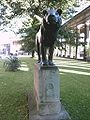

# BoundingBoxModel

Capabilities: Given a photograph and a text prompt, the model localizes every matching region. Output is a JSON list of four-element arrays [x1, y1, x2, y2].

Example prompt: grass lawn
[[54, 57, 90, 120], [0, 57, 35, 120], [0, 57, 90, 120]]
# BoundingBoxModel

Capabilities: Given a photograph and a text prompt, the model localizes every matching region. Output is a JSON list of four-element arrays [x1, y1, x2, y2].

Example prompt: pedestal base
[[34, 64, 61, 115], [28, 64, 71, 120], [38, 101, 61, 115], [28, 92, 71, 120]]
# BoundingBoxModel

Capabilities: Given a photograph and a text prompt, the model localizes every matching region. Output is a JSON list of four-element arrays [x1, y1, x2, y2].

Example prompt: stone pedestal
[[28, 63, 70, 120], [34, 64, 61, 115]]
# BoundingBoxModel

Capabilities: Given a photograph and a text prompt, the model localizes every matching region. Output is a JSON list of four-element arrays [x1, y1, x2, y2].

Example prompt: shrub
[[3, 55, 21, 71]]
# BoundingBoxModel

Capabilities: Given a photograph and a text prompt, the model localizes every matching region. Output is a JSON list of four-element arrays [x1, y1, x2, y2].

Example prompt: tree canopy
[[0, 0, 77, 28], [0, 0, 80, 54]]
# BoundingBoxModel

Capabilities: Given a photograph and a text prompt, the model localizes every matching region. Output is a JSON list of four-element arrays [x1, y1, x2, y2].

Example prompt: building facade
[[62, 2, 90, 59]]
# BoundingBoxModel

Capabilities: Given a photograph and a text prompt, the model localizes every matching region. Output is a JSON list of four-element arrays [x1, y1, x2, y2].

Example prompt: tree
[[18, 17, 40, 57], [0, 0, 79, 57], [0, 0, 82, 29], [16, 0, 78, 56], [0, 1, 12, 30], [55, 26, 78, 57]]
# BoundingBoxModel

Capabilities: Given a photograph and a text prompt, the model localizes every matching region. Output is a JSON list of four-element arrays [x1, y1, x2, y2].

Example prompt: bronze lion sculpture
[[36, 8, 62, 65]]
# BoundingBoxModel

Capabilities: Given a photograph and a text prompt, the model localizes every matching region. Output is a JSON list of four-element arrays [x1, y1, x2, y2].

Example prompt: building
[[62, 1, 90, 59], [0, 31, 21, 56]]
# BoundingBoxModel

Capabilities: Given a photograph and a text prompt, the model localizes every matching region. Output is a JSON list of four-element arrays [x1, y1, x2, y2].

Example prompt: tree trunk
[[31, 50, 35, 58]]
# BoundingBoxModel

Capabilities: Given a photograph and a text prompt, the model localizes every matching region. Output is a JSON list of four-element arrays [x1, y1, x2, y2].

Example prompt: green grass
[[60, 73, 90, 120], [57, 58, 90, 120], [0, 57, 35, 120], [0, 57, 90, 120]]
